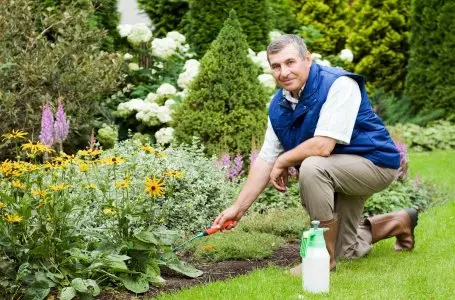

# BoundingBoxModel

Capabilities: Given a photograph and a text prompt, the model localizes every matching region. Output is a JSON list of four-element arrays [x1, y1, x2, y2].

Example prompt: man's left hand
[[270, 163, 288, 192]]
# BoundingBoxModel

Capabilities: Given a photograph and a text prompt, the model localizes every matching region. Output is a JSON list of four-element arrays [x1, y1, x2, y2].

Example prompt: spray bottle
[[300, 220, 330, 293]]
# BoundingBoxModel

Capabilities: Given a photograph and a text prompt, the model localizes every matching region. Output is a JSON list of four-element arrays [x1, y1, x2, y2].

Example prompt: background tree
[[173, 11, 268, 157], [0, 0, 123, 157], [404, 0, 455, 122], [183, 0, 271, 55], [292, 0, 350, 55], [347, 0, 411, 94], [137, 0, 189, 37], [268, 0, 301, 34]]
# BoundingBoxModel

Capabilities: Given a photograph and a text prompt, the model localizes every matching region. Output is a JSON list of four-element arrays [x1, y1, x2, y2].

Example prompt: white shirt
[[259, 76, 361, 163]]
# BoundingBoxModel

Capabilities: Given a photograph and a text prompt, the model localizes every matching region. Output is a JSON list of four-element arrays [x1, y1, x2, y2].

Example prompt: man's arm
[[213, 157, 273, 228]]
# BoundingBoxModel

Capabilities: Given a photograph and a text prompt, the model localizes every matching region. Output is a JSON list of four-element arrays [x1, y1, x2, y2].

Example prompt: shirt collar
[[282, 85, 305, 104]]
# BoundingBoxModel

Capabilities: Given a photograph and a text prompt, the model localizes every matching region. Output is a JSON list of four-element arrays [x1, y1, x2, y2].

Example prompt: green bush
[[183, 1, 270, 55], [252, 178, 300, 213], [388, 121, 455, 151], [268, 0, 300, 34], [173, 11, 268, 157], [363, 178, 436, 217], [294, 0, 349, 55], [137, 0, 188, 38], [404, 0, 455, 119], [347, 0, 411, 94], [0, 0, 123, 158]]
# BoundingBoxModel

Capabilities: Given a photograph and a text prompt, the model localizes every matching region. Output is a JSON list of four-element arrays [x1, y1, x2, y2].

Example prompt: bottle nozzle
[[311, 220, 320, 229]]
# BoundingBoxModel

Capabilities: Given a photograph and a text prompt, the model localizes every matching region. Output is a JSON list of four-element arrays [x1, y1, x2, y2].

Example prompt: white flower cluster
[[311, 53, 331, 67], [156, 83, 177, 96], [339, 49, 354, 62], [152, 31, 190, 59], [177, 59, 200, 89], [128, 63, 140, 71], [257, 73, 276, 90], [155, 127, 174, 145], [118, 24, 152, 46], [123, 53, 133, 60], [248, 49, 271, 73], [117, 97, 173, 126], [269, 30, 282, 42]]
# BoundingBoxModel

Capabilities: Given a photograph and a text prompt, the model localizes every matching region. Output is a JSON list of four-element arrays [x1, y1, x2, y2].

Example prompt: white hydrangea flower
[[166, 31, 186, 44], [177, 59, 200, 89], [123, 53, 133, 60], [151, 37, 178, 59], [315, 59, 331, 67], [117, 24, 132, 37], [248, 48, 256, 59], [269, 30, 282, 42], [157, 106, 172, 123], [165, 99, 176, 107], [145, 92, 157, 103], [311, 53, 322, 61], [256, 51, 272, 73], [258, 74, 276, 90], [128, 63, 140, 71], [127, 24, 152, 46], [339, 49, 354, 62], [155, 127, 174, 145], [178, 43, 190, 53], [156, 83, 177, 96]]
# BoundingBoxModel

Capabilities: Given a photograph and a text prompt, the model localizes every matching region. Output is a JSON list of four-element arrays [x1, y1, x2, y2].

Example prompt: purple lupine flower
[[394, 141, 408, 181], [54, 98, 69, 143], [39, 103, 54, 147], [216, 153, 231, 169], [228, 153, 244, 180]]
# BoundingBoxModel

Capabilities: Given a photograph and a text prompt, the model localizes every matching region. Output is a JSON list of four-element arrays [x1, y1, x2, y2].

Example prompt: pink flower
[[54, 98, 69, 143], [39, 103, 54, 147]]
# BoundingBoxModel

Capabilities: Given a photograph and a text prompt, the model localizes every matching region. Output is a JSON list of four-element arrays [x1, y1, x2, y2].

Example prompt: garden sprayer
[[173, 220, 235, 252]]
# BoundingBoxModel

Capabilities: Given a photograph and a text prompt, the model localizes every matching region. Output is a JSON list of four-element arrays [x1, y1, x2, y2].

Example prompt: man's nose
[[280, 66, 290, 78]]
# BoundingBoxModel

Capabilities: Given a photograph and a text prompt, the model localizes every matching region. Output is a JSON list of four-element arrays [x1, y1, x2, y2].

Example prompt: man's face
[[268, 44, 312, 96]]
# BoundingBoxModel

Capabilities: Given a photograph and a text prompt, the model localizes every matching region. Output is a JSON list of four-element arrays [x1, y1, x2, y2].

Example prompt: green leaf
[[145, 261, 165, 287], [160, 252, 203, 278], [106, 254, 131, 261], [71, 277, 88, 293], [134, 231, 160, 245], [120, 274, 149, 293], [60, 287, 77, 300], [24, 285, 50, 300], [155, 229, 180, 245], [85, 279, 101, 296]]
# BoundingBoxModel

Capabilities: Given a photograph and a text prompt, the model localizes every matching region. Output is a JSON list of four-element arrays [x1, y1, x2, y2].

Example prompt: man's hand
[[270, 164, 288, 192], [213, 204, 243, 230]]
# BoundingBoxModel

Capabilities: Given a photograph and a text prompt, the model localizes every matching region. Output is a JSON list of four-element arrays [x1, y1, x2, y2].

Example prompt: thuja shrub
[[404, 0, 455, 118], [137, 0, 188, 37], [294, 0, 350, 55], [183, 1, 270, 55], [173, 11, 268, 157], [0, 0, 123, 158], [347, 0, 411, 94]]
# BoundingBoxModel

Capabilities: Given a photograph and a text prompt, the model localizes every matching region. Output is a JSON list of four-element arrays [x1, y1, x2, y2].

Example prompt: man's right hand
[[213, 204, 244, 230]]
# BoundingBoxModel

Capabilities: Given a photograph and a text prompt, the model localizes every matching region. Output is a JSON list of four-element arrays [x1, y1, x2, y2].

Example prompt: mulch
[[99, 242, 300, 299]]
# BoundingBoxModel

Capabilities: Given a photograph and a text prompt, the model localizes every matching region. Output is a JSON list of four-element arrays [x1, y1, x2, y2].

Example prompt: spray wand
[[173, 220, 235, 252]]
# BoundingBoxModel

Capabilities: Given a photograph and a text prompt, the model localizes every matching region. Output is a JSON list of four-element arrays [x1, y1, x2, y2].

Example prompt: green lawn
[[157, 150, 455, 300]]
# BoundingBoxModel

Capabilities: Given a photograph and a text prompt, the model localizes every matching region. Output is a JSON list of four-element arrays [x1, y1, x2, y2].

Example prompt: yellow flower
[[100, 156, 125, 165], [12, 180, 26, 190], [21, 141, 55, 154], [86, 184, 97, 190], [115, 180, 130, 189], [0, 161, 22, 178], [78, 149, 102, 157], [79, 163, 89, 172], [141, 145, 155, 153], [145, 176, 165, 198], [103, 208, 116, 215], [0, 202, 6, 209], [155, 151, 166, 158], [31, 189, 48, 198], [164, 169, 184, 179], [5, 213, 23, 223], [2, 129, 28, 141], [50, 183, 68, 191]]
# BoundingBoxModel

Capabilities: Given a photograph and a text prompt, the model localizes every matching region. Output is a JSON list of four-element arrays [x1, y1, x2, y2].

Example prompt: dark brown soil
[[99, 242, 300, 299]]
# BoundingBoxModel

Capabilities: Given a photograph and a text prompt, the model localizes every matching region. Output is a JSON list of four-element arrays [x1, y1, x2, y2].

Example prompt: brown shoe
[[366, 208, 418, 250], [320, 218, 338, 270]]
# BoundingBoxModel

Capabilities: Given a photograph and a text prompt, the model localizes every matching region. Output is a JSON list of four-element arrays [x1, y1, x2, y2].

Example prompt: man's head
[[267, 34, 312, 96]]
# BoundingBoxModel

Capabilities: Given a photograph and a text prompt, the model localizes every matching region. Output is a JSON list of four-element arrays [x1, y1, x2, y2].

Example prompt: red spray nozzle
[[204, 220, 235, 236]]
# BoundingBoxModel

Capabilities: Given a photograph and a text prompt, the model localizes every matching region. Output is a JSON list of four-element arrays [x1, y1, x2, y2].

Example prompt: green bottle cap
[[300, 221, 327, 257]]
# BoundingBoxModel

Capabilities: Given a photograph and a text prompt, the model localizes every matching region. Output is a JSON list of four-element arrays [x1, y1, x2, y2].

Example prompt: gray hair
[[267, 34, 308, 61]]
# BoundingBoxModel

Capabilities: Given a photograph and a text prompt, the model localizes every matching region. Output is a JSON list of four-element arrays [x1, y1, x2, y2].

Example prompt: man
[[213, 34, 418, 274]]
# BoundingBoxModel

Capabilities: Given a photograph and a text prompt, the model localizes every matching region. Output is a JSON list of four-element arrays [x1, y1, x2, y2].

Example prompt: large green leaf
[[71, 278, 88, 293], [120, 273, 149, 293], [59, 287, 77, 300], [24, 279, 50, 300], [160, 252, 203, 278], [85, 279, 101, 296], [134, 231, 160, 245], [154, 229, 180, 246]]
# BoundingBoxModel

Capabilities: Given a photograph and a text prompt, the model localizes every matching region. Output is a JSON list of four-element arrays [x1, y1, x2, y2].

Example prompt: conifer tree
[[137, 0, 188, 37], [292, 0, 349, 55], [173, 11, 268, 157], [347, 0, 410, 94], [404, 0, 455, 118], [184, 0, 270, 55]]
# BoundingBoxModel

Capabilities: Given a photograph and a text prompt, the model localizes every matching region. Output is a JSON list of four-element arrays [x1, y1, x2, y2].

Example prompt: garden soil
[[100, 242, 300, 299]]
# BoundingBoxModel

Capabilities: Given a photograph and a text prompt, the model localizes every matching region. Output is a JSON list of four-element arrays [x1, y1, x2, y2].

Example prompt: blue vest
[[269, 64, 400, 169]]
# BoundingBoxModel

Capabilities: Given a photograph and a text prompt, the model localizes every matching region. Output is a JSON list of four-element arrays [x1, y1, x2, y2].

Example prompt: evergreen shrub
[[137, 0, 188, 37], [173, 11, 268, 157]]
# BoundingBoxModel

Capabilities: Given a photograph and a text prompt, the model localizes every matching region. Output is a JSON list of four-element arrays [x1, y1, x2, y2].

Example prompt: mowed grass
[[157, 150, 455, 300]]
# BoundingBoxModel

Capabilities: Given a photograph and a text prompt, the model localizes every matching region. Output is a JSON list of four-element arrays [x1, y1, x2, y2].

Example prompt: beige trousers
[[298, 154, 397, 259]]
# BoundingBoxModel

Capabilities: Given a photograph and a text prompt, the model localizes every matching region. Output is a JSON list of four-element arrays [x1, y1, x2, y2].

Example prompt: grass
[[158, 150, 455, 299]]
